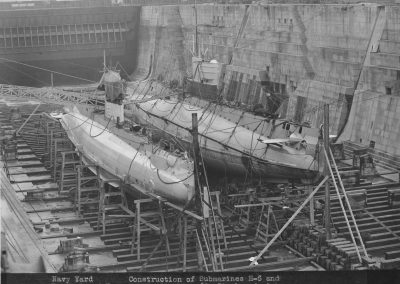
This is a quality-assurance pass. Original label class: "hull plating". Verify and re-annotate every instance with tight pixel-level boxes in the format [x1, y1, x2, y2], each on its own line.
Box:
[60, 108, 194, 204]
[127, 97, 319, 183]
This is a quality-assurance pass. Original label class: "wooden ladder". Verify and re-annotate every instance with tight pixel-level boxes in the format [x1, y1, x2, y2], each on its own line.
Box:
[42, 119, 61, 166]
[75, 164, 101, 216]
[130, 199, 170, 261]
[58, 151, 81, 193]
[255, 203, 280, 243]
[51, 136, 73, 182]
[208, 191, 227, 250]
[97, 179, 130, 235]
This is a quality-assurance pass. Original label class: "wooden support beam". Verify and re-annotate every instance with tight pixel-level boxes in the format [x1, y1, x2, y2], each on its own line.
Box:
[40, 230, 102, 239]
[164, 201, 203, 221]
[107, 215, 135, 218]
[309, 185, 315, 226]
[25, 206, 74, 213]
[234, 202, 273, 208]
[131, 184, 203, 220]
[139, 239, 164, 272]
[250, 176, 329, 266]
[183, 216, 188, 272]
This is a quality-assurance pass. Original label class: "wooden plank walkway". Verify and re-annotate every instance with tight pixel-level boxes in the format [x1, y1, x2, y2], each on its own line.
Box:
[16, 148, 33, 154]
[9, 174, 52, 183]
[1, 167, 57, 272]
[12, 182, 59, 192]
[8, 166, 48, 175]
[16, 154, 38, 161]
[4, 160, 42, 168]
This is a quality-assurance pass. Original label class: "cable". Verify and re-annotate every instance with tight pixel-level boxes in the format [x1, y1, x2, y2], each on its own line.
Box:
[58, 59, 101, 72]
[244, 120, 264, 183]
[130, 87, 279, 131]
[126, 145, 141, 183]
[19, 113, 91, 136]
[0, 57, 95, 83]
[17, 110, 150, 147]
[152, 103, 174, 114]
[116, 62, 131, 79]
[156, 169, 193, 185]
[0, 73, 14, 85]
[135, 102, 315, 168]
[0, 62, 51, 86]
[0, 57, 120, 91]
[89, 116, 112, 138]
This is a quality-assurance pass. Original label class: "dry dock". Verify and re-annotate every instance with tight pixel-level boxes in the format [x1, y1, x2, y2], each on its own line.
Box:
[1, 0, 400, 275]
[1, 93, 400, 272]
[0, 96, 317, 272]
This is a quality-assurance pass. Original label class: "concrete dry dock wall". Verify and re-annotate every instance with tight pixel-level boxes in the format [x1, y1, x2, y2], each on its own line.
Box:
[134, 2, 400, 156]
[339, 5, 400, 156]
[0, 4, 140, 86]
[0, 6, 140, 61]
[341, 91, 400, 155]
[133, 5, 187, 82]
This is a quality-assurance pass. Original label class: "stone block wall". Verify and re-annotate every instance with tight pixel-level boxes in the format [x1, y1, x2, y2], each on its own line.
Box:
[340, 5, 400, 155]
[135, 2, 400, 156]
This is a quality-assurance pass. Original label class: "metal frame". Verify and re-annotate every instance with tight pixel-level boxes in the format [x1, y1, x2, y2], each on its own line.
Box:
[0, 84, 105, 107]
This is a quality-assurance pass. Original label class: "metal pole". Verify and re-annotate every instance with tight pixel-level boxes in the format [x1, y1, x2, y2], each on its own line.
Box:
[250, 176, 329, 266]
[51, 72, 54, 87]
[103, 49, 106, 71]
[192, 113, 204, 270]
[324, 104, 331, 240]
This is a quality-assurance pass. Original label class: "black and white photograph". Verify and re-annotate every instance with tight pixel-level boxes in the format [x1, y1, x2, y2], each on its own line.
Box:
[0, 0, 399, 283]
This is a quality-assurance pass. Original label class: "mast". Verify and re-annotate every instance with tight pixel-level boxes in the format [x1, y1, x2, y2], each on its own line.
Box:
[194, 0, 199, 57]
[103, 49, 106, 72]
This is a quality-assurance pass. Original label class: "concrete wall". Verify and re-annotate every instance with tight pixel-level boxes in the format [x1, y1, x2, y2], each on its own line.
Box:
[133, 5, 188, 83]
[0, 6, 140, 63]
[340, 5, 400, 155]
[0, 5, 140, 86]
[134, 3, 400, 156]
